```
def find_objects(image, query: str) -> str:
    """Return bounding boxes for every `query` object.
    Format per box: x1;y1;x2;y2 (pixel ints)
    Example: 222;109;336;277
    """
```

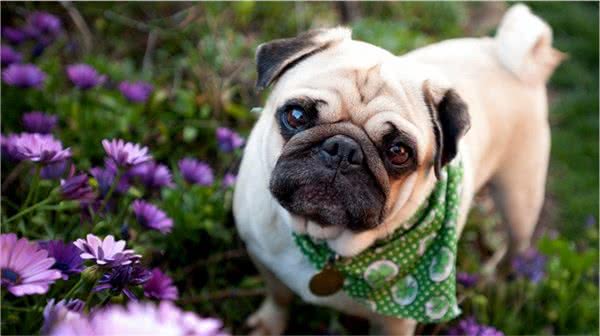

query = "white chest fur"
235;197;375;318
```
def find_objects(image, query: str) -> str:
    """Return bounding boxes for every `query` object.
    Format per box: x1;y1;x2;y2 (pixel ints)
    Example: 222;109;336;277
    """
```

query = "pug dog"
234;4;563;335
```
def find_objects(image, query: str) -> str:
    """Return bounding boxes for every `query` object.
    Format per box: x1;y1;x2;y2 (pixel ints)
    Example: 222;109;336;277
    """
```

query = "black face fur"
269;123;391;232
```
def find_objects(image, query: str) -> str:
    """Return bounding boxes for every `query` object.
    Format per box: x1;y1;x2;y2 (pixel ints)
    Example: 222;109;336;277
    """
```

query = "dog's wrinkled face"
258;28;470;242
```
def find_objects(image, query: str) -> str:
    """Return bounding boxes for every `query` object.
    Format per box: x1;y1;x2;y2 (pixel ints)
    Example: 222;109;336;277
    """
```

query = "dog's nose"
319;135;364;170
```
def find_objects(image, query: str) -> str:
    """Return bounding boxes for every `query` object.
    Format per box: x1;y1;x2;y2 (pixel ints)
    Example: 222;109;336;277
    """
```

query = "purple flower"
11;133;71;164
1;133;21;162
94;263;152;300
102;138;152;168
1;44;22;67
41;160;69;180
42;298;84;334
90;165;130;196
128;161;174;190
2;63;46;88
74;234;140;266
119;81;154;103
24;15;60;49
143;268;179;301
222;173;236;187
457;272;478;288
0;233;62;296
2;27;28;45
22;111;58;134
27;11;62;38
66;64;106;89
61;173;96;203
38;240;84;279
216;127;245;152
50;301;226;336
447;317;504;336
178;158;214;186
131;200;173;234
585;215;596;228
512;248;546;283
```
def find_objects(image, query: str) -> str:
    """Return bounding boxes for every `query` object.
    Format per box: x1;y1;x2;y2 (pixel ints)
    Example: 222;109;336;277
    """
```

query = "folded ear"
422;80;471;179
255;27;351;90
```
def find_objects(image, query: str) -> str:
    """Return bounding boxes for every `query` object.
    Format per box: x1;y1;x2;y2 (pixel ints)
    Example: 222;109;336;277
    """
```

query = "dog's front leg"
373;316;418;336
246;251;293;336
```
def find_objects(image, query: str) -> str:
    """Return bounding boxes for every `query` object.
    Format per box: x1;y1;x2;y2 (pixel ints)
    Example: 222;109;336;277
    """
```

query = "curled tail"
495;4;565;84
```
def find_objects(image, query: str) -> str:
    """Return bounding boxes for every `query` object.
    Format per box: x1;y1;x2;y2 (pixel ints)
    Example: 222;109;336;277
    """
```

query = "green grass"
1;2;597;335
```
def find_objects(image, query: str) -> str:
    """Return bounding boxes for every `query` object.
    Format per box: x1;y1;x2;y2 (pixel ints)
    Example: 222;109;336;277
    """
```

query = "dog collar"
293;160;463;323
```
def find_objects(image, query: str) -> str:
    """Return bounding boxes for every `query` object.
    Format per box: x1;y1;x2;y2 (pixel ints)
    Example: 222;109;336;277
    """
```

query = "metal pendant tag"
309;265;344;297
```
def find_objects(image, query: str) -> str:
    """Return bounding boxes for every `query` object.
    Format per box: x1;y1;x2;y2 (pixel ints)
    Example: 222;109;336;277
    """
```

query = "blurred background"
1;2;598;334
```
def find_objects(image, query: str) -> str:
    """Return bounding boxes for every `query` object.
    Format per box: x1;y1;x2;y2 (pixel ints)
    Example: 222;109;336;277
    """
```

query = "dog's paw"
246;298;288;336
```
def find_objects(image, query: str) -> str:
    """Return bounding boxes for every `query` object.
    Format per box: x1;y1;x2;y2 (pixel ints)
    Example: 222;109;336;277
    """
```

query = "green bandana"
293;160;463;323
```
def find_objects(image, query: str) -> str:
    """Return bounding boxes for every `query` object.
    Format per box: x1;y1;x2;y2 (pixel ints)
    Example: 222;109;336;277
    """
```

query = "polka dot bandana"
294;160;463;323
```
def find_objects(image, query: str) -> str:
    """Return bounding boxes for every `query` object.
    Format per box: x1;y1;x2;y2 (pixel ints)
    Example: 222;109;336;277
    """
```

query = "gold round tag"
309;266;344;296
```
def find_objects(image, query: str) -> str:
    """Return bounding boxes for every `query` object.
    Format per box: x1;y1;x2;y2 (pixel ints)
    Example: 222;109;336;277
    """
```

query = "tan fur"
234;5;561;335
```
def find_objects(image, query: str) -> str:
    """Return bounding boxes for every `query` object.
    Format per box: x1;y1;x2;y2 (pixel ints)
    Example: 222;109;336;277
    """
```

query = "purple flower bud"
2;63;46;88
22;111;58;134
216;127;245;152
456;272;478;288
178;158;214;186
2;27;28;45
1;133;21;162
41;160;69;180
131;200;173;234
66;64;106;90
94;263;152;300
222;173;236;187
512;248;546;283
60;173;96;202
585;215;596;228
143;268;178;301
1;44;22;67
128;161;174;190
90;165;130;196
118;81;153;103
447;316;504;336
27;11;61;38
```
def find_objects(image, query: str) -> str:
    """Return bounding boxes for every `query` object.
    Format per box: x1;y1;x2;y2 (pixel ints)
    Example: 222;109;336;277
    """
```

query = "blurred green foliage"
1;1;598;335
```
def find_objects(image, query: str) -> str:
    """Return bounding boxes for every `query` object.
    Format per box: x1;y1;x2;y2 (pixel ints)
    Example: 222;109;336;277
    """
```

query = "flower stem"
84;282;97;311
99;294;112;307
113;196;132;227
39;202;81;211
1;161;26;193
1;305;41;312
98;169;123;214
22;165;41;209
5;197;53;224
64;277;85;299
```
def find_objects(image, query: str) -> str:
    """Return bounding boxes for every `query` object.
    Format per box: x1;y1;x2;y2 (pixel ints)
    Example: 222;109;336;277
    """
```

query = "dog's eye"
283;105;308;130
387;143;410;165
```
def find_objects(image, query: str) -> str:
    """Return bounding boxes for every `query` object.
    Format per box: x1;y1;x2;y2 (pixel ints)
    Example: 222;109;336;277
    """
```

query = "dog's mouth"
270;152;387;233
290;216;345;240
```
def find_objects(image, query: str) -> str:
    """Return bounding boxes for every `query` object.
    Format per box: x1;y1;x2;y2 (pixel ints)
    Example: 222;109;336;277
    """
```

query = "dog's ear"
255;27;351;90
423;81;471;179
